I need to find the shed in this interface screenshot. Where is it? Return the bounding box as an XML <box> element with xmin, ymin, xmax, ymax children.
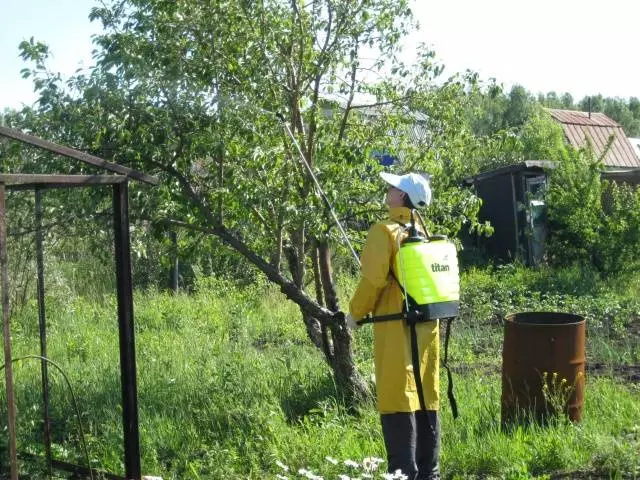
<box><xmin>464</xmin><ymin>161</ymin><xmax>556</xmax><ymax>265</ymax></box>
<box><xmin>602</xmin><ymin>167</ymin><xmax>640</xmax><ymax>186</ymax></box>
<box><xmin>548</xmin><ymin>109</ymin><xmax>640</xmax><ymax>168</ymax></box>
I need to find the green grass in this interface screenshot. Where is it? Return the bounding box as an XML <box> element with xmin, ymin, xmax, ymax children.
<box><xmin>0</xmin><ymin>267</ymin><xmax>639</xmax><ymax>479</ymax></box>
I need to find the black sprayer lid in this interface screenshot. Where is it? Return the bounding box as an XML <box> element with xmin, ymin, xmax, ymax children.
<box><xmin>402</xmin><ymin>225</ymin><xmax>425</xmax><ymax>244</ymax></box>
<box><xmin>401</xmin><ymin>213</ymin><xmax>426</xmax><ymax>244</ymax></box>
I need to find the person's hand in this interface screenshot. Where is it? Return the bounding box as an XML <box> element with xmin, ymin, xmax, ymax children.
<box><xmin>346</xmin><ymin>313</ymin><xmax>360</xmax><ymax>330</ymax></box>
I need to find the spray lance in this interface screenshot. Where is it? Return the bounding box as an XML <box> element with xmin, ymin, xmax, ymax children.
<box><xmin>274</xmin><ymin>112</ymin><xmax>361</xmax><ymax>268</ymax></box>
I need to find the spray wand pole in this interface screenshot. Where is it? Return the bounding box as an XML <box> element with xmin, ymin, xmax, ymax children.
<box><xmin>277</xmin><ymin>114</ymin><xmax>361</xmax><ymax>268</ymax></box>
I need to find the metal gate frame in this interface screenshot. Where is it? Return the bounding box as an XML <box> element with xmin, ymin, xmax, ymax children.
<box><xmin>0</xmin><ymin>126</ymin><xmax>159</xmax><ymax>480</ymax></box>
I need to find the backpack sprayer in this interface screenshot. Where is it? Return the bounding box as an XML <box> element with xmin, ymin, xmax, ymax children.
<box><xmin>232</xmin><ymin>102</ymin><xmax>460</xmax><ymax>417</ymax></box>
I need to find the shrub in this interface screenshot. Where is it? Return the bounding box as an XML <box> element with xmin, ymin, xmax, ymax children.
<box><xmin>545</xmin><ymin>144</ymin><xmax>640</xmax><ymax>276</ymax></box>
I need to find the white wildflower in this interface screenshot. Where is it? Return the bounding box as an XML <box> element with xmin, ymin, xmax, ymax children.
<box><xmin>343</xmin><ymin>459</ymin><xmax>360</xmax><ymax>468</ymax></box>
<box><xmin>275</xmin><ymin>460</ymin><xmax>289</xmax><ymax>472</ymax></box>
<box><xmin>338</xmin><ymin>475</ymin><xmax>351</xmax><ymax>480</ymax></box>
<box><xmin>325</xmin><ymin>456</ymin><xmax>338</xmax><ymax>465</ymax></box>
<box><xmin>361</xmin><ymin>457</ymin><xmax>383</xmax><ymax>472</ymax></box>
<box><xmin>392</xmin><ymin>469</ymin><xmax>408</xmax><ymax>480</ymax></box>
<box><xmin>382</xmin><ymin>470</ymin><xmax>407</xmax><ymax>480</ymax></box>
<box><xmin>275</xmin><ymin>475</ymin><xmax>288</xmax><ymax>480</ymax></box>
<box><xmin>297</xmin><ymin>468</ymin><xmax>323</xmax><ymax>480</ymax></box>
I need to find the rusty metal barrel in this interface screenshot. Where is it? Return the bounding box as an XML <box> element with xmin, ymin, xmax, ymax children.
<box><xmin>501</xmin><ymin>312</ymin><xmax>586</xmax><ymax>426</ymax></box>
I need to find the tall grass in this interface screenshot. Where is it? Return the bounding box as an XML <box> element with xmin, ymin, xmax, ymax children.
<box><xmin>0</xmin><ymin>266</ymin><xmax>638</xmax><ymax>479</ymax></box>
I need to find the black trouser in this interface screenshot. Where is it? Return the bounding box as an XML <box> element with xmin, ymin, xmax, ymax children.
<box><xmin>381</xmin><ymin>410</ymin><xmax>440</xmax><ymax>480</ymax></box>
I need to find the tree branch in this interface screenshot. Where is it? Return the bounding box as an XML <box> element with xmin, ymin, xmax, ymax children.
<box><xmin>337</xmin><ymin>38</ymin><xmax>359</xmax><ymax>143</ymax></box>
<box><xmin>250</xmin><ymin>204</ymin><xmax>271</xmax><ymax>231</ymax></box>
<box><xmin>349</xmin><ymin>96</ymin><xmax>415</xmax><ymax>110</ymax></box>
<box><xmin>158</xmin><ymin>218</ymin><xmax>340</xmax><ymax>327</ymax></box>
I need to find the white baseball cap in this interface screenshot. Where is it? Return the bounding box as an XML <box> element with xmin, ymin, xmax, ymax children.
<box><xmin>380</xmin><ymin>172</ymin><xmax>432</xmax><ymax>207</ymax></box>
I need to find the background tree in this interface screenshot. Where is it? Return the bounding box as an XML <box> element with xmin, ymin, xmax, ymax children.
<box><xmin>503</xmin><ymin>85</ymin><xmax>534</xmax><ymax>129</ymax></box>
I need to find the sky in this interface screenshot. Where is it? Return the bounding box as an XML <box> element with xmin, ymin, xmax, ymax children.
<box><xmin>408</xmin><ymin>0</ymin><xmax>640</xmax><ymax>100</ymax></box>
<box><xmin>1</xmin><ymin>0</ymin><xmax>639</xmax><ymax>111</ymax></box>
<box><xmin>0</xmin><ymin>0</ymin><xmax>101</xmax><ymax>110</ymax></box>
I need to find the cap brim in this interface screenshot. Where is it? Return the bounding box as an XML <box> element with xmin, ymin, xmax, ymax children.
<box><xmin>380</xmin><ymin>172</ymin><xmax>402</xmax><ymax>188</ymax></box>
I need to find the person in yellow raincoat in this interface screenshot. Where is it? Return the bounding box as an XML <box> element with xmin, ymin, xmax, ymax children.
<box><xmin>348</xmin><ymin>172</ymin><xmax>440</xmax><ymax>480</ymax></box>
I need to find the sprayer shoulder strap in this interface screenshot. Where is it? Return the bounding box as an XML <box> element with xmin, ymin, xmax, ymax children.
<box><xmin>357</xmin><ymin>250</ymin><xmax>412</xmax><ymax>325</ymax></box>
<box><xmin>388</xmin><ymin>220</ymin><xmax>410</xmax><ymax>285</ymax></box>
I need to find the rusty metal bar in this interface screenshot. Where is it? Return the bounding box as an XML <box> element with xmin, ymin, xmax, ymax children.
<box><xmin>0</xmin><ymin>183</ymin><xmax>19</xmax><ymax>480</ymax></box>
<box><xmin>50</xmin><ymin>458</ymin><xmax>126</xmax><ymax>480</ymax></box>
<box><xmin>0</xmin><ymin>174</ymin><xmax>128</xmax><ymax>191</ymax></box>
<box><xmin>19</xmin><ymin>453</ymin><xmax>126</xmax><ymax>480</ymax></box>
<box><xmin>112</xmin><ymin>182</ymin><xmax>141</xmax><ymax>480</ymax></box>
<box><xmin>0</xmin><ymin>126</ymin><xmax>159</xmax><ymax>186</ymax></box>
<box><xmin>35</xmin><ymin>188</ymin><xmax>53</xmax><ymax>475</ymax></box>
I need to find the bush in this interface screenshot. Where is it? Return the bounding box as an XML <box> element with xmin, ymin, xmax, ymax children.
<box><xmin>460</xmin><ymin>264</ymin><xmax>640</xmax><ymax>338</ymax></box>
<box><xmin>545</xmin><ymin>144</ymin><xmax>640</xmax><ymax>276</ymax></box>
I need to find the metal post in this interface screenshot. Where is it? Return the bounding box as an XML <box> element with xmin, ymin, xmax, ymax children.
<box><xmin>35</xmin><ymin>188</ymin><xmax>53</xmax><ymax>475</ymax></box>
<box><xmin>112</xmin><ymin>182</ymin><xmax>141</xmax><ymax>480</ymax></box>
<box><xmin>169</xmin><ymin>231</ymin><xmax>178</xmax><ymax>293</ymax></box>
<box><xmin>0</xmin><ymin>183</ymin><xmax>19</xmax><ymax>480</ymax></box>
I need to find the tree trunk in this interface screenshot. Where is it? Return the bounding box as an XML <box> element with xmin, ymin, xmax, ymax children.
<box><xmin>285</xmin><ymin>236</ymin><xmax>323</xmax><ymax>349</ymax></box>
<box><xmin>270</xmin><ymin>213</ymin><xmax>284</xmax><ymax>271</ymax></box>
<box><xmin>317</xmin><ymin>240</ymin><xmax>371</xmax><ymax>406</ymax></box>
<box><xmin>311</xmin><ymin>242</ymin><xmax>333</xmax><ymax>363</ymax></box>
<box><xmin>330</xmin><ymin>321</ymin><xmax>371</xmax><ymax>408</ymax></box>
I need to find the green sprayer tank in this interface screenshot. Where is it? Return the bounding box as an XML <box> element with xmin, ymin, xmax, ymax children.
<box><xmin>394</xmin><ymin>234</ymin><xmax>460</xmax><ymax>320</ymax></box>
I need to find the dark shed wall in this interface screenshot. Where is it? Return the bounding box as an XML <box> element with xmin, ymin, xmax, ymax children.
<box><xmin>466</xmin><ymin>162</ymin><xmax>554</xmax><ymax>265</ymax></box>
<box><xmin>476</xmin><ymin>173</ymin><xmax>518</xmax><ymax>260</ymax></box>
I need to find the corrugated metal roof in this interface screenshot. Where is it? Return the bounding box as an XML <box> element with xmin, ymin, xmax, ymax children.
<box><xmin>547</xmin><ymin>108</ymin><xmax>640</xmax><ymax>168</ymax></box>
<box><xmin>345</xmin><ymin>102</ymin><xmax>431</xmax><ymax>164</ymax></box>
<box><xmin>548</xmin><ymin>108</ymin><xmax>620</xmax><ymax>127</ymax></box>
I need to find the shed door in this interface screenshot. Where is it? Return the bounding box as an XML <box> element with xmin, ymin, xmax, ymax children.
<box><xmin>525</xmin><ymin>175</ymin><xmax>547</xmax><ymax>265</ymax></box>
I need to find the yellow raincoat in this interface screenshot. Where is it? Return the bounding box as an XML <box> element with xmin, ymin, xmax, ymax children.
<box><xmin>349</xmin><ymin>207</ymin><xmax>440</xmax><ymax>413</ymax></box>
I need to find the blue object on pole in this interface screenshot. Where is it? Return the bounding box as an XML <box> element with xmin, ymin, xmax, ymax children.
<box><xmin>372</xmin><ymin>151</ymin><xmax>397</xmax><ymax>166</ymax></box>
